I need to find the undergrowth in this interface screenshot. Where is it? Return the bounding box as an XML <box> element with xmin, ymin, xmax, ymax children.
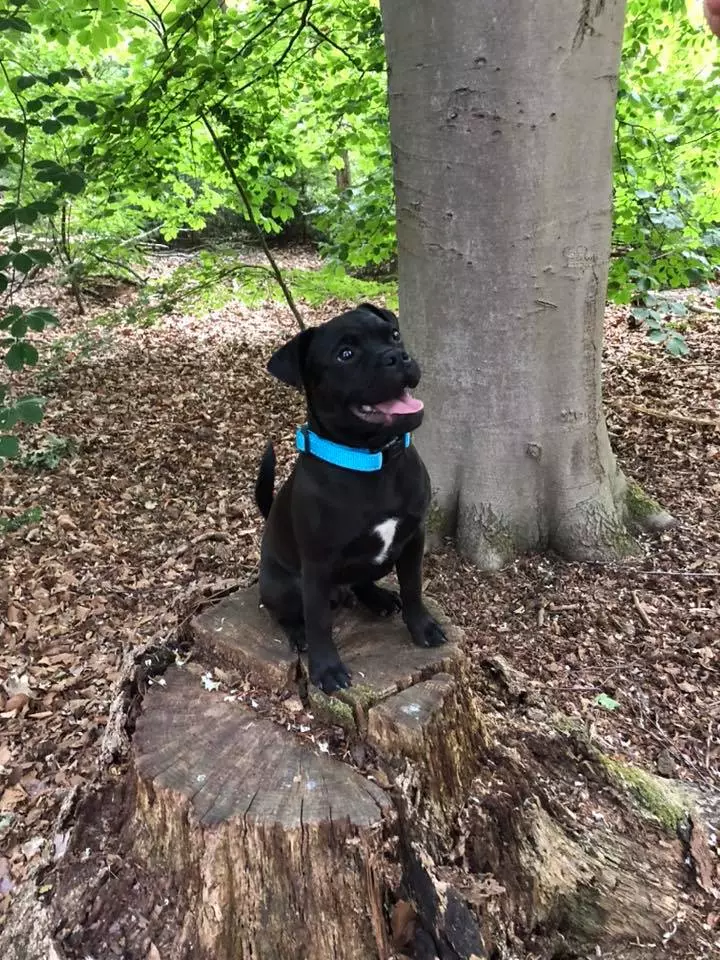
<box><xmin>136</xmin><ymin>252</ymin><xmax>399</xmax><ymax>321</ymax></box>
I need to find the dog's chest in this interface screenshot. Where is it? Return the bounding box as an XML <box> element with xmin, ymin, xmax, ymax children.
<box><xmin>371</xmin><ymin>517</ymin><xmax>400</xmax><ymax>564</ymax></box>
<box><xmin>340</xmin><ymin>513</ymin><xmax>416</xmax><ymax>569</ymax></box>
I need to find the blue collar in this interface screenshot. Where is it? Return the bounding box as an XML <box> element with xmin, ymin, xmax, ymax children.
<box><xmin>295</xmin><ymin>426</ymin><xmax>411</xmax><ymax>472</ymax></box>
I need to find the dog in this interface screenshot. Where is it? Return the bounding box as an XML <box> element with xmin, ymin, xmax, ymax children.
<box><xmin>254</xmin><ymin>303</ymin><xmax>446</xmax><ymax>694</ymax></box>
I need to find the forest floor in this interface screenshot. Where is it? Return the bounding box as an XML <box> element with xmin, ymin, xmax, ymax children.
<box><xmin>1</xmin><ymin>244</ymin><xmax>719</xmax><ymax>952</ymax></box>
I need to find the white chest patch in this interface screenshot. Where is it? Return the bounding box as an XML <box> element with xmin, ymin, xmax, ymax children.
<box><xmin>372</xmin><ymin>518</ymin><xmax>399</xmax><ymax>565</ymax></box>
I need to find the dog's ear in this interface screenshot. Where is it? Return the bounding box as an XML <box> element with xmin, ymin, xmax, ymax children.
<box><xmin>359</xmin><ymin>302</ymin><xmax>398</xmax><ymax>324</ymax></box>
<box><xmin>267</xmin><ymin>328</ymin><xmax>314</xmax><ymax>390</ymax></box>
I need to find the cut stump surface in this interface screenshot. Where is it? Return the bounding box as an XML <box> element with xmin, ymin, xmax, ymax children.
<box><xmin>192</xmin><ymin>582</ymin><xmax>463</xmax><ymax>702</ymax></box>
<box><xmin>134</xmin><ymin>667</ymin><xmax>390</xmax><ymax>828</ymax></box>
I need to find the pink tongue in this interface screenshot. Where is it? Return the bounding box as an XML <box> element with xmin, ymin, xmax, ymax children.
<box><xmin>373</xmin><ymin>391</ymin><xmax>424</xmax><ymax>415</ymax></box>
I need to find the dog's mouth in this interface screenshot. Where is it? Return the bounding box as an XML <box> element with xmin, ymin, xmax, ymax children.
<box><xmin>350</xmin><ymin>389</ymin><xmax>424</xmax><ymax>424</ymax></box>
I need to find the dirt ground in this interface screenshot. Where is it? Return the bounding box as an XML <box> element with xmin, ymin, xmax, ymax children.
<box><xmin>1</xmin><ymin>248</ymin><xmax>718</xmax><ymax>953</ymax></box>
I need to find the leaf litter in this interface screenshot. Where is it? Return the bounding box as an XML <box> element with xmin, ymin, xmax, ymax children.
<box><xmin>0</xmin><ymin>251</ymin><xmax>718</xmax><ymax>952</ymax></box>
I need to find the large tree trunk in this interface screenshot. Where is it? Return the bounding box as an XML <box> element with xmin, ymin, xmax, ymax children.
<box><xmin>379</xmin><ymin>0</ymin><xmax>669</xmax><ymax>569</ymax></box>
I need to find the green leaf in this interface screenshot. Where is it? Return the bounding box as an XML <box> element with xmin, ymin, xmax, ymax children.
<box><xmin>0</xmin><ymin>274</ymin><xmax>7</xmax><ymax>294</ymax></box>
<box><xmin>16</xmin><ymin>75</ymin><xmax>37</xmax><ymax>91</ymax></box>
<box><xmin>0</xmin><ymin>207</ymin><xmax>17</xmax><ymax>228</ymax></box>
<box><xmin>14</xmin><ymin>398</ymin><xmax>44</xmax><ymax>425</ymax></box>
<box><xmin>25</xmin><ymin>309</ymin><xmax>56</xmax><ymax>330</ymax></box>
<box><xmin>10</xmin><ymin>317</ymin><xmax>28</xmax><ymax>338</ymax></box>
<box><xmin>666</xmin><ymin>334</ymin><xmax>689</xmax><ymax>358</ymax></box>
<box><xmin>75</xmin><ymin>101</ymin><xmax>98</xmax><ymax>118</ymax></box>
<box><xmin>15</xmin><ymin>207</ymin><xmax>39</xmax><ymax>226</ymax></box>
<box><xmin>5</xmin><ymin>341</ymin><xmax>38</xmax><ymax>371</ymax></box>
<box><xmin>5</xmin><ymin>342</ymin><xmax>26</xmax><ymax>371</ymax></box>
<box><xmin>0</xmin><ymin>17</ymin><xmax>31</xmax><ymax>33</ymax></box>
<box><xmin>12</xmin><ymin>253</ymin><xmax>34</xmax><ymax>273</ymax></box>
<box><xmin>0</xmin><ymin>435</ymin><xmax>20</xmax><ymax>459</ymax></box>
<box><xmin>26</xmin><ymin>249</ymin><xmax>53</xmax><ymax>266</ymax></box>
<box><xmin>28</xmin><ymin>199</ymin><xmax>59</xmax><ymax>215</ymax></box>
<box><xmin>59</xmin><ymin>171</ymin><xmax>84</xmax><ymax>195</ymax></box>
<box><xmin>593</xmin><ymin>693</ymin><xmax>620</xmax><ymax>712</ymax></box>
<box><xmin>0</xmin><ymin>407</ymin><xmax>16</xmax><ymax>429</ymax></box>
<box><xmin>34</xmin><ymin>169</ymin><xmax>62</xmax><ymax>183</ymax></box>
<box><xmin>41</xmin><ymin>119</ymin><xmax>62</xmax><ymax>135</ymax></box>
<box><xmin>46</xmin><ymin>70</ymin><xmax>70</xmax><ymax>86</ymax></box>
<box><xmin>0</xmin><ymin>119</ymin><xmax>27</xmax><ymax>139</ymax></box>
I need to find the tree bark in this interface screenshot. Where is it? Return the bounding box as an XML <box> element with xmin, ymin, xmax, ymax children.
<box><xmin>379</xmin><ymin>0</ymin><xmax>665</xmax><ymax>568</ymax></box>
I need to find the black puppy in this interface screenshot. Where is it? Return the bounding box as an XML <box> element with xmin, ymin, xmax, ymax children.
<box><xmin>254</xmin><ymin>303</ymin><xmax>446</xmax><ymax>694</ymax></box>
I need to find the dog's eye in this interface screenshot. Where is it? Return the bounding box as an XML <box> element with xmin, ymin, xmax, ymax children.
<box><xmin>391</xmin><ymin>330</ymin><xmax>401</xmax><ymax>341</ymax></box>
<box><xmin>337</xmin><ymin>347</ymin><xmax>354</xmax><ymax>362</ymax></box>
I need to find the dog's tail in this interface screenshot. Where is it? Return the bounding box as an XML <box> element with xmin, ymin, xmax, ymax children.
<box><xmin>255</xmin><ymin>443</ymin><xmax>276</xmax><ymax>520</ymax></box>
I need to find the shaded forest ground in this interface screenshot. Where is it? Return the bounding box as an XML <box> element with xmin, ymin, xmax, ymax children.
<box><xmin>1</xmin><ymin>246</ymin><xmax>719</xmax><ymax>949</ymax></box>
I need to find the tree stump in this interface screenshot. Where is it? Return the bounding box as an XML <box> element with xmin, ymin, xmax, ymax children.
<box><xmin>126</xmin><ymin>584</ymin><xmax>479</xmax><ymax>960</ymax></box>
<box><xmin>5</xmin><ymin>585</ymin><xmax>716</xmax><ymax>960</ymax></box>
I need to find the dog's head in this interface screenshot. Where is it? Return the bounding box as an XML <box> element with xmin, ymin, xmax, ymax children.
<box><xmin>267</xmin><ymin>303</ymin><xmax>424</xmax><ymax>447</ymax></box>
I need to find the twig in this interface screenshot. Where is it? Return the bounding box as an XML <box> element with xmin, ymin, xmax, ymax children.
<box><xmin>686</xmin><ymin>303</ymin><xmax>720</xmax><ymax>317</ymax></box>
<box><xmin>631</xmin><ymin>590</ymin><xmax>652</xmax><ymax>629</ymax></box>
<box><xmin>607</xmin><ymin>398</ymin><xmax>719</xmax><ymax>429</ymax></box>
<box><xmin>84</xmin><ymin>252</ymin><xmax>148</xmax><ymax>285</ymax></box>
<box><xmin>588</xmin><ymin>563</ymin><xmax>720</xmax><ymax>580</ymax></box>
<box><xmin>160</xmin><ymin>529</ymin><xmax>254</xmax><ymax>569</ymax></box>
<box><xmin>642</xmin><ymin>570</ymin><xmax>720</xmax><ymax>578</ymax></box>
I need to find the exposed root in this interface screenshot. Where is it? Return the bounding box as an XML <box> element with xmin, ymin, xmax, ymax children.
<box><xmin>551</xmin><ymin>495</ymin><xmax>640</xmax><ymax>562</ymax></box>
<box><xmin>623</xmin><ymin>478</ymin><xmax>676</xmax><ymax>534</ymax></box>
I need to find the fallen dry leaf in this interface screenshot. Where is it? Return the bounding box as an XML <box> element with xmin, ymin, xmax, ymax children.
<box><xmin>3</xmin><ymin>693</ymin><xmax>30</xmax><ymax>714</ymax></box>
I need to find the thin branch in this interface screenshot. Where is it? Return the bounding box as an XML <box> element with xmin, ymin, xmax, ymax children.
<box><xmin>272</xmin><ymin>0</ymin><xmax>313</xmax><ymax>73</ymax></box>
<box><xmin>84</xmin><ymin>252</ymin><xmax>148</xmax><ymax>285</ymax></box>
<box><xmin>129</xmin><ymin>9</ymin><xmax>166</xmax><ymax>42</ymax></box>
<box><xmin>0</xmin><ymin>57</ymin><xmax>28</xmax><ymax>304</ymax></box>
<box><xmin>686</xmin><ymin>303</ymin><xmax>720</xmax><ymax>317</ymax></box>
<box><xmin>307</xmin><ymin>19</ymin><xmax>363</xmax><ymax>69</ymax></box>
<box><xmin>201</xmin><ymin>112</ymin><xmax>304</xmax><ymax>329</ymax></box>
<box><xmin>161</xmin><ymin>261</ymin><xmax>274</xmax><ymax>305</ymax></box>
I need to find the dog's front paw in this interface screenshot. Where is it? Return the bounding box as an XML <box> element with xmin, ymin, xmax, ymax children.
<box><xmin>405</xmin><ymin>613</ymin><xmax>447</xmax><ymax>649</ymax></box>
<box><xmin>353</xmin><ymin>583</ymin><xmax>402</xmax><ymax>618</ymax></box>
<box><xmin>331</xmin><ymin>586</ymin><xmax>356</xmax><ymax>610</ymax></box>
<box><xmin>309</xmin><ymin>655</ymin><xmax>352</xmax><ymax>694</ymax></box>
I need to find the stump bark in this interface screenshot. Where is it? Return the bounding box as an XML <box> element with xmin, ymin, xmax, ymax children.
<box><xmin>3</xmin><ymin>585</ymin><xmax>716</xmax><ymax>960</ymax></box>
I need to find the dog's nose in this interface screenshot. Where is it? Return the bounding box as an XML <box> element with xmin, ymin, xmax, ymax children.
<box><xmin>382</xmin><ymin>350</ymin><xmax>411</xmax><ymax>367</ymax></box>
